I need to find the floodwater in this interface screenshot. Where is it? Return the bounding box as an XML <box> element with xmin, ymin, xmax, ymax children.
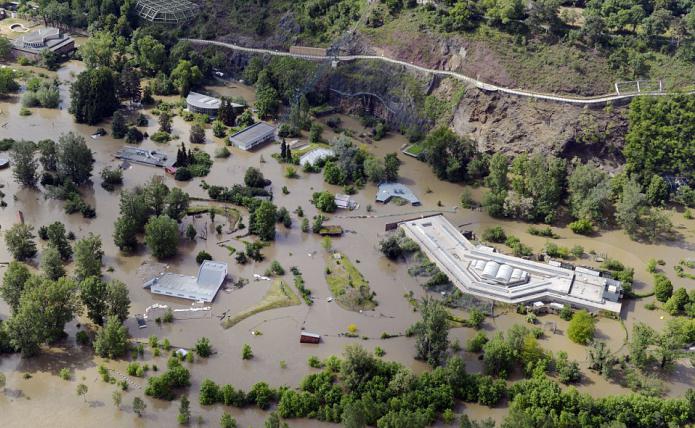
<box><xmin>1</xmin><ymin>60</ymin><xmax>695</xmax><ymax>427</ymax></box>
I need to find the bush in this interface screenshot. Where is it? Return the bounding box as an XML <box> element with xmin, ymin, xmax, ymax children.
<box><xmin>481</xmin><ymin>226</ymin><xmax>506</xmax><ymax>243</ymax></box>
<box><xmin>654</xmin><ymin>273</ymin><xmax>673</xmax><ymax>302</ymax></box>
<box><xmin>569</xmin><ymin>219</ymin><xmax>593</xmax><ymax>235</ymax></box>
<box><xmin>150</xmin><ymin>131</ymin><xmax>171</xmax><ymax>143</ymax></box>
<box><xmin>567</xmin><ymin>310</ymin><xmax>595</xmax><ymax>345</ymax></box>
<box><xmin>214</xmin><ymin>146</ymin><xmax>231</xmax><ymax>158</ymax></box>
<box><xmin>466</xmin><ymin>332</ymin><xmax>488</xmax><ymax>352</ymax></box>
<box><xmin>196</xmin><ymin>250</ymin><xmax>212</xmax><ymax>264</ymax></box>
<box><xmin>175</xmin><ymin>167</ymin><xmax>192</xmax><ymax>181</ymax></box>
<box><xmin>195</xmin><ymin>337</ymin><xmax>212</xmax><ymax>357</ymax></box>
<box><xmin>242</xmin><ymin>344</ymin><xmax>253</xmax><ymax>360</ymax></box>
<box><xmin>308</xmin><ymin>356</ymin><xmax>323</xmax><ymax>368</ymax></box>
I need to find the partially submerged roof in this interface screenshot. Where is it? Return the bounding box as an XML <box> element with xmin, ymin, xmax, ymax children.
<box><xmin>376</xmin><ymin>182</ymin><xmax>420</xmax><ymax>205</ymax></box>
<box><xmin>115</xmin><ymin>147</ymin><xmax>173</xmax><ymax>168</ymax></box>
<box><xmin>399</xmin><ymin>215</ymin><xmax>623</xmax><ymax>313</ymax></box>
<box><xmin>145</xmin><ymin>260</ymin><xmax>228</xmax><ymax>302</ymax></box>
<box><xmin>229</xmin><ymin>122</ymin><xmax>276</xmax><ymax>150</ymax></box>
<box><xmin>186</xmin><ymin>91</ymin><xmax>221</xmax><ymax>110</ymax></box>
<box><xmin>300</xmin><ymin>148</ymin><xmax>334</xmax><ymax>166</ymax></box>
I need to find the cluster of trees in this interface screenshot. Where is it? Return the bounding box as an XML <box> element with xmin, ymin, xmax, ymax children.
<box><xmin>319</xmin><ymin>137</ymin><xmax>401</xmax><ymax>186</ymax></box>
<box><xmin>113</xmin><ymin>177</ymin><xmax>190</xmax><ymax>255</ymax></box>
<box><xmin>421</xmin><ymin>127</ymin><xmax>487</xmax><ymax>183</ymax></box>
<box><xmin>21</xmin><ymin>77</ymin><xmax>60</xmax><ymax>109</ymax></box>
<box><xmin>172</xmin><ymin>142</ymin><xmax>213</xmax><ymax>180</ymax></box>
<box><xmin>0</xmin><ymin>231</ymin><xmax>131</xmax><ymax>358</ymax></box>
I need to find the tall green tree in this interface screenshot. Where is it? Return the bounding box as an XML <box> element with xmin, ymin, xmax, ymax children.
<box><xmin>93</xmin><ymin>315</ymin><xmax>129</xmax><ymax>358</ymax></box>
<box><xmin>144</xmin><ymin>215</ymin><xmax>179</xmax><ymax>259</ymax></box>
<box><xmin>10</xmin><ymin>140</ymin><xmax>38</xmax><ymax>186</ymax></box>
<box><xmin>250</xmin><ymin>201</ymin><xmax>277</xmax><ymax>241</ymax></box>
<box><xmin>74</xmin><ymin>233</ymin><xmax>103</xmax><ymax>280</ymax></box>
<box><xmin>69</xmin><ymin>67</ymin><xmax>119</xmax><ymax>124</ymax></box>
<box><xmin>1</xmin><ymin>261</ymin><xmax>32</xmax><ymax>313</ymax></box>
<box><xmin>56</xmin><ymin>132</ymin><xmax>95</xmax><ymax>185</ymax></box>
<box><xmin>170</xmin><ymin>60</ymin><xmax>202</xmax><ymax>96</ymax></box>
<box><xmin>4</xmin><ymin>224</ymin><xmax>37</xmax><ymax>261</ymax></box>
<box><xmin>41</xmin><ymin>247</ymin><xmax>65</xmax><ymax>280</ymax></box>
<box><xmin>409</xmin><ymin>298</ymin><xmax>449</xmax><ymax>367</ymax></box>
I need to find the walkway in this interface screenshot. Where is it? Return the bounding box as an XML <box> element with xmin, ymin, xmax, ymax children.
<box><xmin>185</xmin><ymin>38</ymin><xmax>695</xmax><ymax>106</ymax></box>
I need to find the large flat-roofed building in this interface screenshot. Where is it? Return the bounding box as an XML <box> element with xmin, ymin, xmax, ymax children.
<box><xmin>12</xmin><ymin>27</ymin><xmax>74</xmax><ymax>61</ymax></box>
<box><xmin>399</xmin><ymin>215</ymin><xmax>623</xmax><ymax>314</ymax></box>
<box><xmin>229</xmin><ymin>122</ymin><xmax>276</xmax><ymax>150</ymax></box>
<box><xmin>145</xmin><ymin>260</ymin><xmax>228</xmax><ymax>302</ymax></box>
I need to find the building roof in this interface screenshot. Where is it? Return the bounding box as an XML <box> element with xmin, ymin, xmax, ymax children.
<box><xmin>145</xmin><ymin>260</ymin><xmax>228</xmax><ymax>302</ymax></box>
<box><xmin>229</xmin><ymin>122</ymin><xmax>276</xmax><ymax>149</ymax></box>
<box><xmin>186</xmin><ymin>92</ymin><xmax>221</xmax><ymax>110</ymax></box>
<box><xmin>12</xmin><ymin>27</ymin><xmax>73</xmax><ymax>53</ymax></box>
<box><xmin>115</xmin><ymin>147</ymin><xmax>173</xmax><ymax>167</ymax></box>
<box><xmin>135</xmin><ymin>0</ymin><xmax>199</xmax><ymax>23</ymax></box>
<box><xmin>299</xmin><ymin>147</ymin><xmax>334</xmax><ymax>166</ymax></box>
<box><xmin>376</xmin><ymin>183</ymin><xmax>420</xmax><ymax>205</ymax></box>
<box><xmin>399</xmin><ymin>215</ymin><xmax>623</xmax><ymax>313</ymax></box>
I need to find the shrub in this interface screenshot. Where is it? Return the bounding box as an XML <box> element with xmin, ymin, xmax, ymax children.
<box><xmin>569</xmin><ymin>219</ymin><xmax>593</xmax><ymax>235</ymax></box>
<box><xmin>196</xmin><ymin>250</ymin><xmax>212</xmax><ymax>264</ymax></box>
<box><xmin>150</xmin><ymin>131</ymin><xmax>171</xmax><ymax>143</ymax></box>
<box><xmin>242</xmin><ymin>344</ymin><xmax>253</xmax><ymax>360</ymax></box>
<box><xmin>654</xmin><ymin>273</ymin><xmax>673</xmax><ymax>302</ymax></box>
<box><xmin>481</xmin><ymin>226</ymin><xmax>506</xmax><ymax>243</ymax></box>
<box><xmin>308</xmin><ymin>356</ymin><xmax>323</xmax><ymax>368</ymax></box>
<box><xmin>466</xmin><ymin>332</ymin><xmax>488</xmax><ymax>352</ymax></box>
<box><xmin>195</xmin><ymin>337</ymin><xmax>212</xmax><ymax>357</ymax></box>
<box><xmin>175</xmin><ymin>167</ymin><xmax>192</xmax><ymax>181</ymax></box>
<box><xmin>214</xmin><ymin>146</ymin><xmax>231</xmax><ymax>158</ymax></box>
<box><xmin>567</xmin><ymin>310</ymin><xmax>595</xmax><ymax>345</ymax></box>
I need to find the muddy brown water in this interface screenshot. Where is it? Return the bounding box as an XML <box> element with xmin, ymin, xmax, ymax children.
<box><xmin>1</xmin><ymin>60</ymin><xmax>695</xmax><ymax>427</ymax></box>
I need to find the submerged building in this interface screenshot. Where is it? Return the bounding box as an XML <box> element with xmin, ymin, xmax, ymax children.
<box><xmin>399</xmin><ymin>215</ymin><xmax>623</xmax><ymax>314</ymax></box>
<box><xmin>229</xmin><ymin>122</ymin><xmax>276</xmax><ymax>150</ymax></box>
<box><xmin>186</xmin><ymin>92</ymin><xmax>221</xmax><ymax>116</ymax></box>
<box><xmin>11</xmin><ymin>27</ymin><xmax>74</xmax><ymax>60</ymax></box>
<box><xmin>145</xmin><ymin>260</ymin><xmax>228</xmax><ymax>302</ymax></box>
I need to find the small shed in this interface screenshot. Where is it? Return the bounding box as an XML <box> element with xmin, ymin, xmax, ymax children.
<box><xmin>300</xmin><ymin>332</ymin><xmax>321</xmax><ymax>344</ymax></box>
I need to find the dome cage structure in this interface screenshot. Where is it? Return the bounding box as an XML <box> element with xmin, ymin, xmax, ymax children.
<box><xmin>135</xmin><ymin>0</ymin><xmax>200</xmax><ymax>23</ymax></box>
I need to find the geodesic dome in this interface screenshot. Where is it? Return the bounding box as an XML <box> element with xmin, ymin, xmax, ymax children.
<box><xmin>135</xmin><ymin>0</ymin><xmax>200</xmax><ymax>24</ymax></box>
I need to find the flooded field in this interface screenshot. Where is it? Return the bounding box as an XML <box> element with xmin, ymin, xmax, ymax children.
<box><xmin>1</xmin><ymin>59</ymin><xmax>695</xmax><ymax>426</ymax></box>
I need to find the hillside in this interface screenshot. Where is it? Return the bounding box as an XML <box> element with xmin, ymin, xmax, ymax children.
<box><xmin>193</xmin><ymin>0</ymin><xmax>695</xmax><ymax>96</ymax></box>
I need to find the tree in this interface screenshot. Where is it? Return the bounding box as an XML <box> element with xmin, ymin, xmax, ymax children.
<box><xmin>364</xmin><ymin>156</ymin><xmax>385</xmax><ymax>183</ymax></box>
<box><xmin>383</xmin><ymin>153</ymin><xmax>400</xmax><ymax>182</ymax></box>
<box><xmin>218</xmin><ymin>97</ymin><xmax>237</xmax><ymax>126</ymax></box>
<box><xmin>170</xmin><ymin>60</ymin><xmax>202</xmax><ymax>96</ymax></box>
<box><xmin>212</xmin><ymin>120</ymin><xmax>226</xmax><ymax>138</ymax></box>
<box><xmin>567</xmin><ymin>310</ymin><xmax>596</xmax><ymax>345</ymax></box>
<box><xmin>94</xmin><ymin>316</ymin><xmax>129</xmax><ymax>358</ymax></box>
<box><xmin>80</xmin><ymin>31</ymin><xmax>114</xmax><ymax>69</ymax></box>
<box><xmin>114</xmin><ymin>216</ymin><xmax>139</xmax><ymax>252</ymax></box>
<box><xmin>244</xmin><ymin>167</ymin><xmax>269</xmax><ymax>188</ymax></box>
<box><xmin>242</xmin><ymin>343</ymin><xmax>253</xmax><ymax>360</ymax></box>
<box><xmin>11</xmin><ymin>140</ymin><xmax>38</xmax><ymax>186</ymax></box>
<box><xmin>251</xmin><ymin>201</ymin><xmax>277</xmax><ymax>241</ymax></box>
<box><xmin>4</xmin><ymin>224</ymin><xmax>37</xmax><ymax>261</ymax></box>
<box><xmin>37</xmin><ymin>139</ymin><xmax>58</xmax><ymax>172</ymax></box>
<box><xmin>185</xmin><ymin>224</ymin><xmax>197</xmax><ymax>241</ymax></box>
<box><xmin>74</xmin><ymin>233</ymin><xmax>103</xmax><ymax>280</ymax></box>
<box><xmin>1</xmin><ymin>261</ymin><xmax>31</xmax><ymax>313</ymax></box>
<box><xmin>69</xmin><ymin>67</ymin><xmax>119</xmax><ymax>124</ymax></box>
<box><xmin>483</xmin><ymin>153</ymin><xmax>509</xmax><ymax>217</ymax></box>
<box><xmin>221</xmin><ymin>413</ymin><xmax>238</xmax><ymax>428</ymax></box>
<box><xmin>111</xmin><ymin>111</ymin><xmax>127</xmax><ymax>138</ymax></box>
<box><xmin>144</xmin><ymin>215</ymin><xmax>179</xmax><ymax>259</ymax></box>
<box><xmin>0</xmin><ymin>35</ymin><xmax>11</xmax><ymax>60</ymax></box>
<box><xmin>159</xmin><ymin>111</ymin><xmax>172</xmax><ymax>133</ymax></box>
<box><xmin>255</xmin><ymin>76</ymin><xmax>280</xmax><ymax>118</ymax></box>
<box><xmin>408</xmin><ymin>298</ymin><xmax>450</xmax><ymax>366</ymax></box>
<box><xmin>567</xmin><ymin>162</ymin><xmax>612</xmax><ymax>225</ymax></box>
<box><xmin>56</xmin><ymin>132</ymin><xmax>95</xmax><ymax>185</ymax></box>
<box><xmin>0</xmin><ymin>68</ymin><xmax>19</xmax><ymax>96</ymax></box>
<box><xmin>481</xmin><ymin>333</ymin><xmax>515</xmax><ymax>377</ymax></box>
<box><xmin>76</xmin><ymin>383</ymin><xmax>88</xmax><ymax>401</ymax></box>
<box><xmin>134</xmin><ymin>35</ymin><xmax>166</xmax><ymax>76</ymax></box>
<box><xmin>164</xmin><ymin>188</ymin><xmax>190</xmax><ymax>221</ymax></box>
<box><xmin>195</xmin><ymin>337</ymin><xmax>212</xmax><ymax>357</ymax></box>
<box><xmin>342</xmin><ymin>400</ymin><xmax>367</xmax><ymax>428</ymax></box>
<box><xmin>313</xmin><ymin>191</ymin><xmax>337</xmax><ymax>213</ymax></box>
<box><xmin>46</xmin><ymin>221</ymin><xmax>72</xmax><ymax>260</ymax></box>
<box><xmin>118</xmin><ymin>66</ymin><xmax>141</xmax><ymax>105</ymax></box>
<box><xmin>629</xmin><ymin>322</ymin><xmax>656</xmax><ymax>370</ymax></box>
<box><xmin>132</xmin><ymin>396</ymin><xmax>146</xmax><ymax>417</ymax></box>
<box><xmin>80</xmin><ymin>276</ymin><xmax>107</xmax><ymax>325</ymax></box>
<box><xmin>654</xmin><ymin>273</ymin><xmax>673</xmax><ymax>302</ymax></box>
<box><xmin>41</xmin><ymin>247</ymin><xmax>65</xmax><ymax>280</ymax></box>
<box><xmin>144</xmin><ymin>177</ymin><xmax>170</xmax><ymax>216</ymax></box>
<box><xmin>646</xmin><ymin>174</ymin><xmax>669</xmax><ymax>206</ymax></box>
<box><xmin>189</xmin><ymin>124</ymin><xmax>205</xmax><ymax>145</ymax></box>
<box><xmin>177</xmin><ymin>396</ymin><xmax>191</xmax><ymax>425</ymax></box>
<box><xmin>112</xmin><ymin>391</ymin><xmax>122</xmax><ymax>409</ymax></box>
<box><xmin>106</xmin><ymin>279</ymin><xmax>130</xmax><ymax>323</ymax></box>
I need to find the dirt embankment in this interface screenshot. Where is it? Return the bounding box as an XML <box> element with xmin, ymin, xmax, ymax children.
<box><xmin>451</xmin><ymin>88</ymin><xmax>628</xmax><ymax>169</ymax></box>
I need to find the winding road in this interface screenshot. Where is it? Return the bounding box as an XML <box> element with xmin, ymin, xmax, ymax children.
<box><xmin>186</xmin><ymin>38</ymin><xmax>695</xmax><ymax>106</ymax></box>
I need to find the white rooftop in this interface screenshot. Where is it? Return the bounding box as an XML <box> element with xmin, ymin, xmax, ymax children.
<box><xmin>299</xmin><ymin>148</ymin><xmax>334</xmax><ymax>166</ymax></box>
<box><xmin>186</xmin><ymin>92</ymin><xmax>221</xmax><ymax>110</ymax></box>
<box><xmin>145</xmin><ymin>260</ymin><xmax>228</xmax><ymax>302</ymax></box>
<box><xmin>399</xmin><ymin>215</ymin><xmax>622</xmax><ymax>313</ymax></box>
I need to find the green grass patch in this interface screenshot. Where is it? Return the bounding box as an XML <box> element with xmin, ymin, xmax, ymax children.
<box><xmin>222</xmin><ymin>280</ymin><xmax>300</xmax><ymax>329</ymax></box>
<box><xmin>403</xmin><ymin>143</ymin><xmax>425</xmax><ymax>157</ymax></box>
<box><xmin>325</xmin><ymin>254</ymin><xmax>377</xmax><ymax>311</ymax></box>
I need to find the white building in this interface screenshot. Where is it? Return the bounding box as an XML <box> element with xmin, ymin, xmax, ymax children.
<box><xmin>399</xmin><ymin>215</ymin><xmax>623</xmax><ymax>314</ymax></box>
<box><xmin>229</xmin><ymin>122</ymin><xmax>276</xmax><ymax>150</ymax></box>
<box><xmin>145</xmin><ymin>260</ymin><xmax>228</xmax><ymax>302</ymax></box>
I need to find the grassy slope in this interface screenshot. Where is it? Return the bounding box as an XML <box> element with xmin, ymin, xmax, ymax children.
<box><xmin>325</xmin><ymin>253</ymin><xmax>377</xmax><ymax>311</ymax></box>
<box><xmin>222</xmin><ymin>279</ymin><xmax>301</xmax><ymax>328</ymax></box>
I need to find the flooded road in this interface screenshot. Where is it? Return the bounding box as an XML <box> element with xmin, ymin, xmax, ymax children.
<box><xmin>1</xmin><ymin>61</ymin><xmax>695</xmax><ymax>427</ymax></box>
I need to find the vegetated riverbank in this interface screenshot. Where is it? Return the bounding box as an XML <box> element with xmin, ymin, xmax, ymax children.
<box><xmin>1</xmin><ymin>61</ymin><xmax>695</xmax><ymax>427</ymax></box>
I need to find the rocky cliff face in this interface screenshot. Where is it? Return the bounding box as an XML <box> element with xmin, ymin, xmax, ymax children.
<box><xmin>450</xmin><ymin>89</ymin><xmax>628</xmax><ymax>168</ymax></box>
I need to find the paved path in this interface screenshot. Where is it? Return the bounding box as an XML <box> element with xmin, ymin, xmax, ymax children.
<box><xmin>186</xmin><ymin>38</ymin><xmax>694</xmax><ymax>106</ymax></box>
